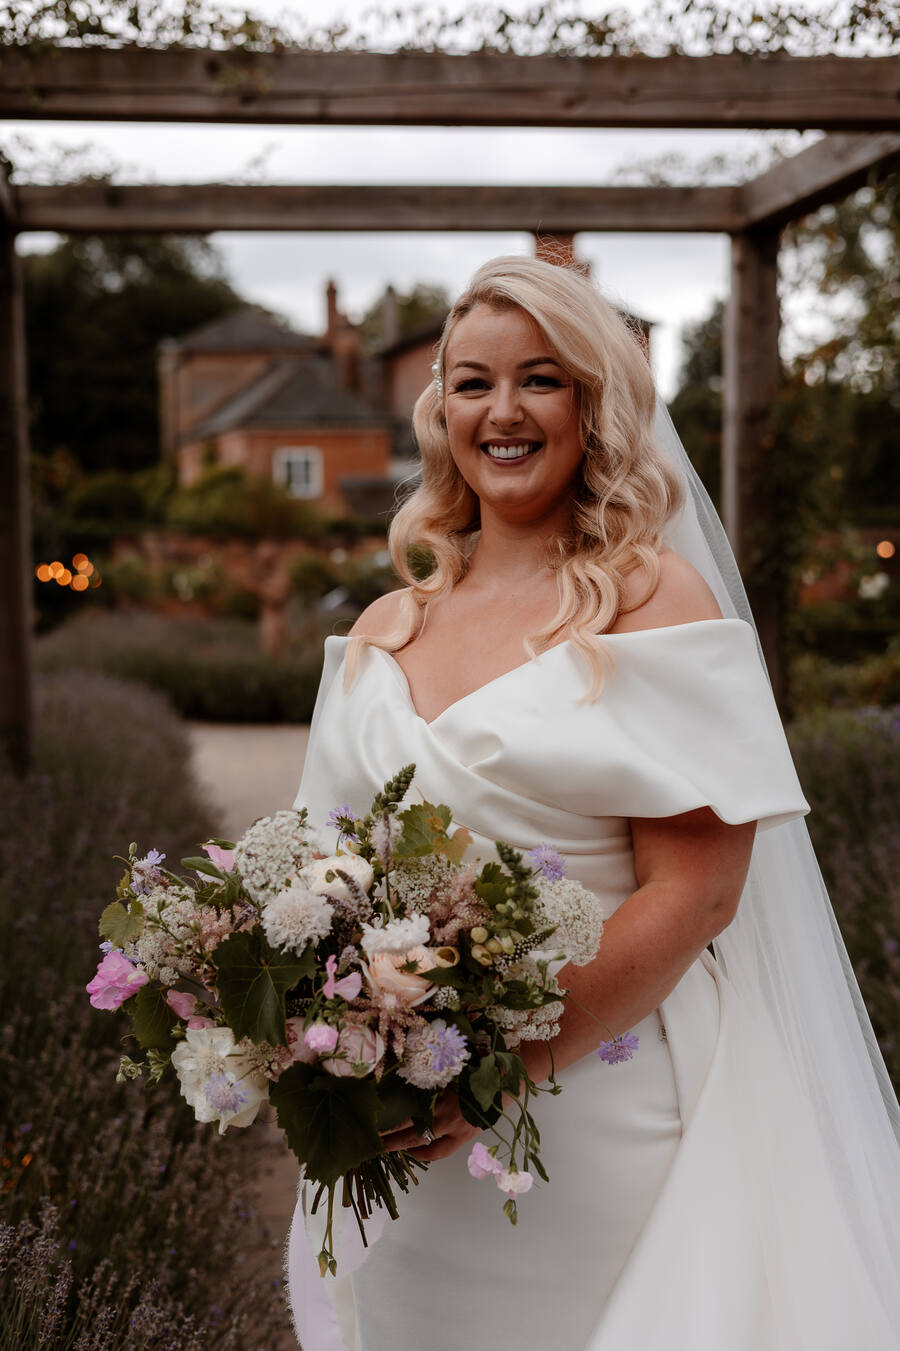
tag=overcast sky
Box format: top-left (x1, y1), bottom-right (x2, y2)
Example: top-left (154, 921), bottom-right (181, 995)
top-left (9, 0), bottom-right (844, 398)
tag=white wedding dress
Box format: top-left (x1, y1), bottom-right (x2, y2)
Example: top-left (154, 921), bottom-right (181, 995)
top-left (287, 616), bottom-right (900, 1351)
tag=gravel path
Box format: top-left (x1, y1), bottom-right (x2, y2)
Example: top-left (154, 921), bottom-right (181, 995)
top-left (188, 721), bottom-right (311, 1350)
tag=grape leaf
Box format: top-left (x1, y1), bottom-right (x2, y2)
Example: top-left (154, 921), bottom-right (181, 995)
top-left (270, 1064), bottom-right (383, 1184)
top-left (213, 930), bottom-right (314, 1046)
top-left (394, 801), bottom-right (453, 858)
top-left (132, 983), bottom-right (177, 1051)
top-left (99, 899), bottom-right (144, 946)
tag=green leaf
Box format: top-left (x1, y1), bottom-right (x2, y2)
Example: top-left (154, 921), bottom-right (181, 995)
top-left (468, 1053), bottom-right (502, 1111)
top-left (419, 963), bottom-right (467, 988)
top-left (494, 1051), bottom-right (525, 1098)
top-left (394, 801), bottom-right (453, 859)
top-left (181, 855), bottom-right (224, 879)
top-left (270, 1064), bottom-right (383, 1184)
top-left (458, 1061), bottom-right (502, 1130)
top-left (99, 899), bottom-right (144, 946)
top-left (131, 983), bottom-right (177, 1051)
top-left (213, 929), bottom-right (314, 1046)
top-left (434, 826), bottom-right (472, 866)
top-left (474, 862), bottom-right (509, 910)
top-left (375, 1075), bottom-right (432, 1133)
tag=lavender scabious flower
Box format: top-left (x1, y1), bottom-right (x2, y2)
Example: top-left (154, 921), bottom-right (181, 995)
top-left (203, 1073), bottom-right (249, 1114)
top-left (131, 848), bottom-right (167, 895)
top-left (427, 1022), bottom-right (469, 1076)
top-left (327, 803), bottom-right (358, 840)
top-left (528, 844), bottom-right (566, 882)
top-left (597, 1032), bottom-right (640, 1064)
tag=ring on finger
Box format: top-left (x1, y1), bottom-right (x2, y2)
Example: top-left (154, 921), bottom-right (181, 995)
top-left (421, 1128), bottom-right (437, 1145)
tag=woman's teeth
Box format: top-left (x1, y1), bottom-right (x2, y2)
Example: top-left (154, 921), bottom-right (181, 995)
top-left (482, 442), bottom-right (540, 460)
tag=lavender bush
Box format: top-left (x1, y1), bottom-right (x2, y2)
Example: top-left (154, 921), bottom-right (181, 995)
top-left (787, 705), bottom-right (900, 1087)
top-left (37, 612), bottom-right (323, 723)
top-left (0, 674), bottom-right (288, 1349)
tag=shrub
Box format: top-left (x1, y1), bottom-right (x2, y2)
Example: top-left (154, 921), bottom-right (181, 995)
top-left (36, 612), bottom-right (324, 723)
top-left (166, 467), bottom-right (325, 541)
top-left (790, 645), bottom-right (900, 712)
top-left (787, 705), bottom-right (900, 1087)
top-left (0, 674), bottom-right (289, 1347)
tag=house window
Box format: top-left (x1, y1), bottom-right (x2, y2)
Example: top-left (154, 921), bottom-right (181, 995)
top-left (274, 446), bottom-right (324, 500)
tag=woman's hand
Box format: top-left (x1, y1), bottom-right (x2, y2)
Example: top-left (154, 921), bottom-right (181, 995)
top-left (379, 1089), bottom-right (480, 1162)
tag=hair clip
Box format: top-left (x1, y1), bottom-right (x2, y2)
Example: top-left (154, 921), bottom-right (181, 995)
top-left (431, 360), bottom-right (444, 397)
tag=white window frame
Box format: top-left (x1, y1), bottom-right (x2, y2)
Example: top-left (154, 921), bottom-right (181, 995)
top-left (273, 445), bottom-right (324, 500)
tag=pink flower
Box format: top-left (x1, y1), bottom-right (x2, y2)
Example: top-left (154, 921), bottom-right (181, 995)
top-left (286, 1017), bottom-right (317, 1064)
top-left (86, 950), bottom-right (148, 1011)
top-left (497, 1168), bottom-right (534, 1196)
top-left (364, 947), bottom-right (436, 1007)
top-left (187, 1015), bottom-right (215, 1030)
top-left (321, 1024), bottom-right (385, 1078)
top-left (304, 1022), bottom-right (340, 1055)
top-left (323, 954), bottom-right (362, 1001)
top-left (203, 843), bottom-right (235, 873)
top-left (467, 1141), bottom-right (503, 1180)
top-left (166, 990), bottom-right (197, 1019)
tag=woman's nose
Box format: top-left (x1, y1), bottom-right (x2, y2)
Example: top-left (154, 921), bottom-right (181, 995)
top-left (488, 380), bottom-right (524, 427)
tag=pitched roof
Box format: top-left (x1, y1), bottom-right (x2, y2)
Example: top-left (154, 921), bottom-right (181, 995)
top-left (168, 306), bottom-right (313, 354)
top-left (188, 356), bottom-right (390, 438)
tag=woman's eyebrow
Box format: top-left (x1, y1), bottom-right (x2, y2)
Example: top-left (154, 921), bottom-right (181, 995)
top-left (449, 357), bottom-right (561, 372)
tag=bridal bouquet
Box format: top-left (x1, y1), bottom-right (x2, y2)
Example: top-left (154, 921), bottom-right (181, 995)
top-left (86, 765), bottom-right (627, 1274)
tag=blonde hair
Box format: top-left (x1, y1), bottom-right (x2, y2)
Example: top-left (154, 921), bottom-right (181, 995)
top-left (346, 254), bottom-right (685, 698)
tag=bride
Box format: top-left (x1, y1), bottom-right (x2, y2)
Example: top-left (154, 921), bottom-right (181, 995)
top-left (287, 256), bottom-right (900, 1350)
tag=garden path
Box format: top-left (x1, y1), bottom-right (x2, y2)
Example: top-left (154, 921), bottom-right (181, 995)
top-left (188, 721), bottom-right (311, 1351)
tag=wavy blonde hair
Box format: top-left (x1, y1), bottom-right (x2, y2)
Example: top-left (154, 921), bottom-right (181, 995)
top-left (345, 254), bottom-right (685, 698)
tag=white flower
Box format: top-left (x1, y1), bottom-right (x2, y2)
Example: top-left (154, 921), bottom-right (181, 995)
top-left (306, 853), bottom-right (374, 903)
top-left (398, 1019), bottom-right (470, 1091)
top-left (389, 855), bottom-right (453, 913)
top-left (233, 810), bottom-right (316, 906)
top-left (361, 913), bottom-right (430, 956)
top-left (262, 882), bottom-right (334, 954)
top-left (533, 877), bottom-right (606, 967)
top-left (171, 1026), bottom-right (269, 1133)
top-left (370, 814), bottom-right (402, 868)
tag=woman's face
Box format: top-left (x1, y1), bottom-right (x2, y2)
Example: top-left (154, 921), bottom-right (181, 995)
top-left (442, 304), bottom-right (585, 526)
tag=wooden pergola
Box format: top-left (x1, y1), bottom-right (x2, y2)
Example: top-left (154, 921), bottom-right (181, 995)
top-left (2, 47), bottom-right (900, 769)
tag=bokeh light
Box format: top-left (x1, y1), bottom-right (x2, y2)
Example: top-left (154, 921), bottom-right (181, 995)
top-left (49, 561), bottom-right (64, 579)
top-left (35, 564), bottom-right (52, 582)
top-left (876, 540), bottom-right (896, 560)
top-left (71, 574), bottom-right (89, 592)
top-left (55, 568), bottom-right (73, 586)
top-left (72, 552), bottom-right (88, 568)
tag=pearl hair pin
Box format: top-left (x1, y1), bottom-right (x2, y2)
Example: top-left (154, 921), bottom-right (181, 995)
top-left (431, 360), bottom-right (443, 397)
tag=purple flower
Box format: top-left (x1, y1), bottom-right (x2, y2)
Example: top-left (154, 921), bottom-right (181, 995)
top-left (528, 844), bottom-right (566, 881)
top-left (203, 1073), bottom-right (249, 1114)
top-left (327, 803), bottom-right (358, 842)
top-left (131, 848), bottom-right (166, 895)
top-left (426, 1022), bottom-right (469, 1076)
top-left (467, 1141), bottom-right (502, 1180)
top-left (597, 1032), bottom-right (640, 1064)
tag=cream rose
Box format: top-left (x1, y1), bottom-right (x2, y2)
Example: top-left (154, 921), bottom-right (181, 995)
top-left (364, 946), bottom-right (438, 1007)
top-left (306, 853), bottom-right (374, 902)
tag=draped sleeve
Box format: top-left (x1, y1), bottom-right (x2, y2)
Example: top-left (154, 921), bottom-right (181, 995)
top-left (581, 618), bottom-right (810, 831)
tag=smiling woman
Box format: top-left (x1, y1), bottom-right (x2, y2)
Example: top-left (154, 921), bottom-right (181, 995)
top-left (286, 255), bottom-right (900, 1351)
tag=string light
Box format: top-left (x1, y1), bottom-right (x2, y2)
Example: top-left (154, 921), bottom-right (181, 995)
top-left (71, 574), bottom-right (89, 592)
top-left (35, 564), bottom-right (51, 582)
top-left (875, 541), bottom-right (895, 560)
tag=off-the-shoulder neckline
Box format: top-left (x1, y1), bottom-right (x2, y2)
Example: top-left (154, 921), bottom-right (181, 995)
top-left (325, 617), bottom-right (751, 729)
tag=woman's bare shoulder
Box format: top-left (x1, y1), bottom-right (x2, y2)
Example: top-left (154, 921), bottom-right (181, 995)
top-left (609, 547), bottom-right (723, 634)
top-left (348, 586), bottom-right (413, 639)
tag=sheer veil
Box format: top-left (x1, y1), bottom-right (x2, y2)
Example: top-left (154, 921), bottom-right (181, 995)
top-left (653, 397), bottom-right (900, 1296)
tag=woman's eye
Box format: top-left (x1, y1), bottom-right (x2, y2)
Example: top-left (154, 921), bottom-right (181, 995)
top-left (525, 374), bottom-right (562, 387)
top-left (454, 377), bottom-right (489, 392)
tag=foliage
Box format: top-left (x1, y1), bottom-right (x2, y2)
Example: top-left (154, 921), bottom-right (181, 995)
top-left (36, 612), bottom-right (325, 722)
top-left (790, 644), bottom-right (900, 712)
top-left (22, 235), bottom-right (242, 475)
top-left (0, 672), bottom-right (288, 1346)
top-left (3, 0), bottom-right (900, 55)
top-left (666, 300), bottom-right (724, 507)
top-left (165, 466), bottom-right (325, 540)
top-left (787, 705), bottom-right (900, 1086)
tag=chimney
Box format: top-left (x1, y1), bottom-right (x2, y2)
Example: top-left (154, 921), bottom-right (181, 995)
top-left (381, 284), bottom-right (400, 348)
top-left (325, 279), bottom-right (338, 348)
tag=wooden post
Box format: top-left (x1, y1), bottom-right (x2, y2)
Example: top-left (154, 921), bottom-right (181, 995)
top-left (0, 226), bottom-right (33, 774)
top-left (722, 227), bottom-right (786, 710)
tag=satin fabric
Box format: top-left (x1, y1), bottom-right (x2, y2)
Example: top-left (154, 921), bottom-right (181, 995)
top-left (286, 619), bottom-right (895, 1350)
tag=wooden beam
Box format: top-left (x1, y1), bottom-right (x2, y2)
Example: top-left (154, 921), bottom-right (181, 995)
top-left (723, 226), bottom-right (785, 710)
top-left (0, 230), bottom-right (33, 775)
top-left (14, 182), bottom-right (743, 234)
top-left (741, 132), bottom-right (900, 228)
top-left (0, 48), bottom-right (898, 129)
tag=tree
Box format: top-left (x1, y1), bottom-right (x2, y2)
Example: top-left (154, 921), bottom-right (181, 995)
top-left (666, 300), bottom-right (724, 508)
top-left (23, 234), bottom-right (243, 475)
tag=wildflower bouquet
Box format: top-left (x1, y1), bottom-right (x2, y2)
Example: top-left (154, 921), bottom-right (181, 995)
top-left (87, 764), bottom-right (627, 1274)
